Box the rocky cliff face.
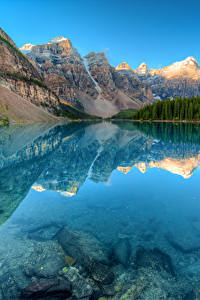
[83,52,153,116]
[20,39,154,117]
[135,57,200,99]
[85,53,153,104]
[0,28,62,116]
[0,29,95,121]
[114,61,153,103]
[0,29,41,80]
[24,37,98,109]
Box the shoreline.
[111,119,200,123]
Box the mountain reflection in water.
[0,122,200,299]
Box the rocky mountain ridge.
[0,28,100,122]
[114,56,200,100]
[20,37,154,117]
[133,56,200,99]
[1,26,200,121]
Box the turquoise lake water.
[0,122,200,299]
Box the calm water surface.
[0,122,200,299]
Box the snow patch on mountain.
[49,37,68,43]
[163,56,198,71]
[136,62,149,75]
[116,62,133,71]
[83,58,102,94]
[20,43,34,52]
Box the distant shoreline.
[111,119,200,123]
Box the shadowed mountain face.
[0,28,62,118]
[1,122,200,225]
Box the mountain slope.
[0,86,59,123]
[83,52,153,116]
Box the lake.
[0,121,200,299]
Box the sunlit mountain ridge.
[118,154,200,179]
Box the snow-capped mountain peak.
[20,43,34,51]
[136,62,149,75]
[163,56,198,71]
[116,62,133,71]
[49,37,68,43]
[183,56,198,65]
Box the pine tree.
[130,96,200,121]
[152,104,158,119]
[188,102,193,120]
[180,105,184,120]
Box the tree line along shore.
[112,97,200,121]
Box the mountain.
[20,43,34,51]
[135,56,200,99]
[2,27,200,121]
[0,28,60,114]
[0,28,96,123]
[20,39,154,117]
[114,60,153,104]
[136,62,150,76]
[22,36,97,110]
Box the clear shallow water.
[0,122,200,299]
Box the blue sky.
[1,0,200,69]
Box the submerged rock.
[56,227,110,267]
[135,247,175,276]
[118,282,147,300]
[20,277,71,299]
[112,238,131,267]
[88,261,115,285]
[183,289,200,300]
[25,255,66,279]
[165,231,200,254]
[1,275,20,300]
[63,267,93,299]
[26,224,62,241]
[90,291,106,299]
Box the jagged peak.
[49,36,69,43]
[136,62,149,74]
[20,37,71,50]
[84,51,109,66]
[139,62,148,68]
[20,43,34,51]
[85,51,107,59]
[183,56,198,64]
[116,62,133,71]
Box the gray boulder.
[56,227,110,267]
[63,267,93,299]
[20,277,71,299]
